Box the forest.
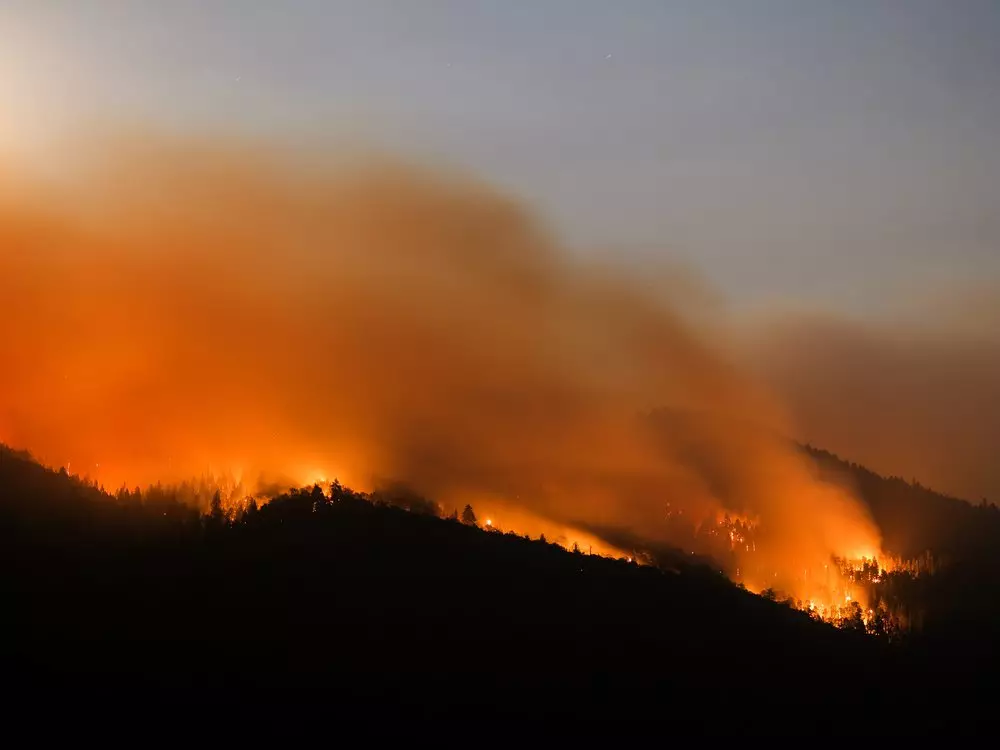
[1,441,997,732]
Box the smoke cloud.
[748,297,1000,505]
[0,133,900,595]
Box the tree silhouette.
[7,437,1000,728]
[310,484,327,511]
[207,489,225,531]
[240,496,259,524]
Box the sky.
[2,0,998,311]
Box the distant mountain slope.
[804,444,1000,562]
[644,407,1000,563]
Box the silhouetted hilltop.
[804,444,1000,562]
[646,408,1000,563]
[0,442,993,731]
[803,444,1000,649]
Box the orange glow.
[447,498,629,559]
[0,134,902,621]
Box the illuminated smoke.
[746,306,1000,506]
[0,133,886,600]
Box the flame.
[0,133,914,629]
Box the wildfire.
[696,509,919,634]
[34,446,920,636]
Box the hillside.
[804,444,1000,648]
[805,444,1000,562]
[0,443,991,731]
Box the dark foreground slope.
[0,445,985,732]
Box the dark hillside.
[805,444,1000,562]
[0,444,988,732]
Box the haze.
[1,2,997,503]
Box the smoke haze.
[2,133,996,589]
[748,297,1000,505]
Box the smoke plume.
[748,297,1000,505]
[1,133,888,592]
